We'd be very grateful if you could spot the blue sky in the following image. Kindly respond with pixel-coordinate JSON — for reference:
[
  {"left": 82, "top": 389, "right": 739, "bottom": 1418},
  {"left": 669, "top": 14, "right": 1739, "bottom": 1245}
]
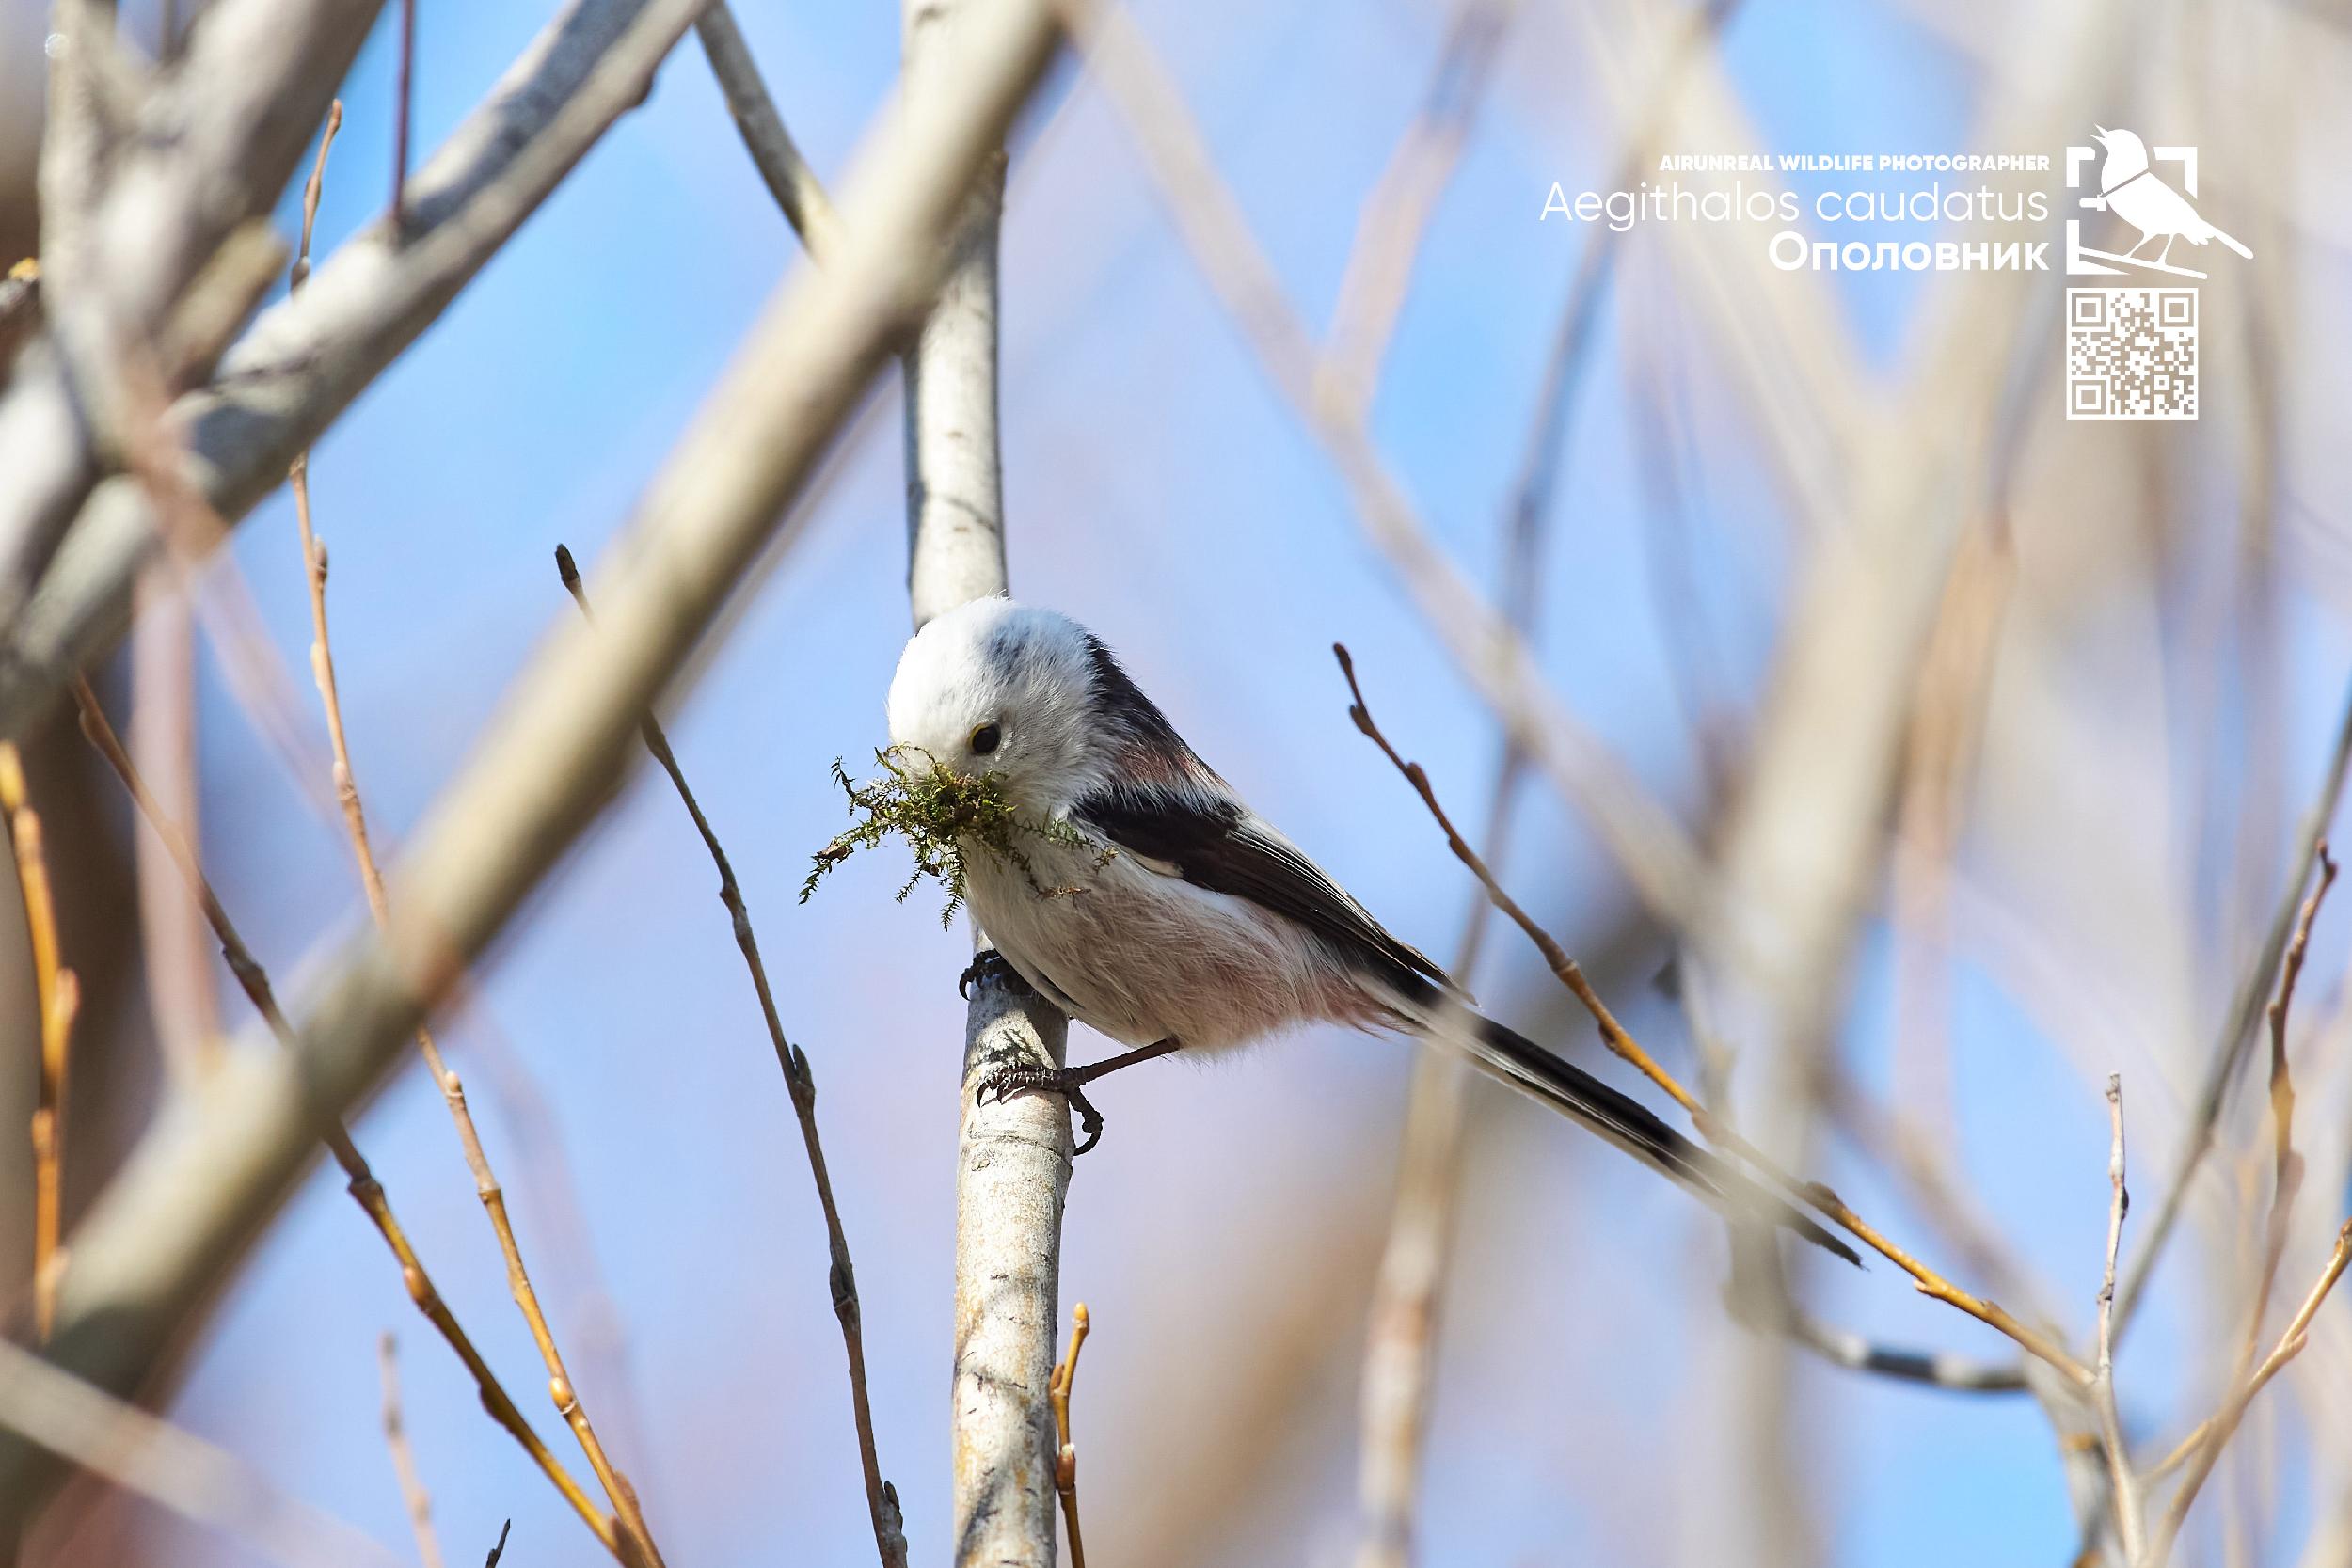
[{"left": 42, "top": 0, "right": 2351, "bottom": 1563}]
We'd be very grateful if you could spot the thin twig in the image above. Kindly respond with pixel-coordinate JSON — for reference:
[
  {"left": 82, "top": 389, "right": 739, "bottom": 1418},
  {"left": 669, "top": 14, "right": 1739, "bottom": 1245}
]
[
  {"left": 0, "top": 1337, "right": 405, "bottom": 1568},
  {"left": 1049, "top": 0, "right": 1705, "bottom": 931},
  {"left": 1775, "top": 1304, "right": 2028, "bottom": 1392},
  {"left": 2251, "top": 846, "right": 2334, "bottom": 1337},
  {"left": 2164, "top": 844, "right": 2343, "bottom": 1492},
  {"left": 1687, "top": 974, "right": 2034, "bottom": 1396},
  {"left": 65, "top": 677, "right": 627, "bottom": 1562},
  {"left": 0, "top": 8, "right": 1063, "bottom": 1531},
  {"left": 294, "top": 102, "right": 342, "bottom": 292},
  {"left": 555, "top": 543, "right": 903, "bottom": 1568},
  {"left": 694, "top": 5, "right": 844, "bottom": 260},
  {"left": 378, "top": 1333, "right": 448, "bottom": 1568},
  {"left": 1353, "top": 146, "right": 1596, "bottom": 1549},
  {"left": 392, "top": 0, "right": 416, "bottom": 221},
  {"left": 483, "top": 1521, "right": 513, "bottom": 1568},
  {"left": 2094, "top": 1075, "right": 2145, "bottom": 1562},
  {"left": 1332, "top": 645, "right": 1703, "bottom": 1123},
  {"left": 294, "top": 492, "right": 660, "bottom": 1568},
  {"left": 1790, "top": 1188, "right": 2092, "bottom": 1390},
  {"left": 1817, "top": 1064, "right": 2053, "bottom": 1319},
  {"left": 1314, "top": 0, "right": 1509, "bottom": 420},
  {"left": 1049, "top": 1303, "right": 1090, "bottom": 1568},
  {"left": 2119, "top": 676, "right": 2352, "bottom": 1336},
  {"left": 1334, "top": 641, "right": 2099, "bottom": 1389},
  {"left": 129, "top": 569, "right": 222, "bottom": 1082},
  {"left": 2147, "top": 1220, "right": 2352, "bottom": 1564},
  {"left": 0, "top": 742, "right": 78, "bottom": 1341},
  {"left": 285, "top": 104, "right": 662, "bottom": 1568}
]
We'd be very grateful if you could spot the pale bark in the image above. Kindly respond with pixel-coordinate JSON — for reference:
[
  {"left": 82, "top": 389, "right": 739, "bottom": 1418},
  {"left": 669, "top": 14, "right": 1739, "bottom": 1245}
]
[
  {"left": 0, "top": 0, "right": 1062, "bottom": 1529},
  {"left": 0, "top": 0, "right": 713, "bottom": 739},
  {"left": 0, "top": 0, "right": 389, "bottom": 636},
  {"left": 898, "top": 5, "right": 1076, "bottom": 1564}
]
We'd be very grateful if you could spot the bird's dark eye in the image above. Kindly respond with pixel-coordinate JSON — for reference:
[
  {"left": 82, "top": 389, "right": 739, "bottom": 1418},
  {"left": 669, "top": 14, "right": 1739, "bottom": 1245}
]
[{"left": 969, "top": 722, "right": 1003, "bottom": 756}]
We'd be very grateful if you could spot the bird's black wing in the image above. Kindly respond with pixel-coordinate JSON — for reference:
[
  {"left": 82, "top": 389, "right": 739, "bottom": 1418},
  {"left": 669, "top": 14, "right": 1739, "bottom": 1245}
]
[{"left": 1071, "top": 783, "right": 1460, "bottom": 997}]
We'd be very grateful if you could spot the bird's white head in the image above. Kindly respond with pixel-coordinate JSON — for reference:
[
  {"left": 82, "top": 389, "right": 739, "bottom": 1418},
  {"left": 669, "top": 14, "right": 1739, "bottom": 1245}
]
[
  {"left": 2091, "top": 126, "right": 2150, "bottom": 177},
  {"left": 887, "top": 598, "right": 1216, "bottom": 817},
  {"left": 886, "top": 598, "right": 1123, "bottom": 816}
]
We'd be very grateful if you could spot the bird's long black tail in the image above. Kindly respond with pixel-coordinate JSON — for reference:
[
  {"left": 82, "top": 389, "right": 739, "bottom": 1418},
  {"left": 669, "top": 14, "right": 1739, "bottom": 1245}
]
[{"left": 1388, "top": 979, "right": 1860, "bottom": 1265}]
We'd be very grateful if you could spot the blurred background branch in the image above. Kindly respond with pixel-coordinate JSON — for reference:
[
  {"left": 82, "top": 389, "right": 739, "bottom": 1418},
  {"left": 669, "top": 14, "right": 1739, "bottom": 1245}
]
[{"left": 0, "top": 0, "right": 2344, "bottom": 1566}]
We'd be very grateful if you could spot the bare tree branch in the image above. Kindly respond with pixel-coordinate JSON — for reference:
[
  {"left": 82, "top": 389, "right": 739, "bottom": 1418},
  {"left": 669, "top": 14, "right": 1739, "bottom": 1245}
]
[
  {"left": 1771, "top": 1301, "right": 2029, "bottom": 1393},
  {"left": 2148, "top": 1220, "right": 2352, "bottom": 1566},
  {"left": 295, "top": 478, "right": 663, "bottom": 1568},
  {"left": 695, "top": 5, "right": 844, "bottom": 260},
  {"left": 1046, "top": 0, "right": 1707, "bottom": 930},
  {"left": 1336, "top": 641, "right": 2098, "bottom": 1387},
  {"left": 1048, "top": 1303, "right": 1090, "bottom": 1568},
  {"left": 0, "top": 6, "right": 1063, "bottom": 1531},
  {"left": 1348, "top": 8, "right": 1756, "bottom": 1539},
  {"left": 0, "top": 1337, "right": 405, "bottom": 1568},
  {"left": 2116, "top": 682, "right": 2352, "bottom": 1335},
  {"left": 127, "top": 570, "right": 219, "bottom": 1084},
  {"left": 895, "top": 8, "right": 1076, "bottom": 1563},
  {"left": 377, "top": 1334, "right": 448, "bottom": 1568},
  {"left": 2144, "top": 850, "right": 2344, "bottom": 1565},
  {"left": 1314, "top": 0, "right": 1509, "bottom": 421},
  {"left": 556, "top": 545, "right": 903, "bottom": 1568},
  {"left": 0, "top": 741, "right": 78, "bottom": 1340},
  {"left": 0, "top": 0, "right": 389, "bottom": 637},
  {"left": 2093, "top": 1075, "right": 2145, "bottom": 1562},
  {"left": 0, "top": 0, "right": 715, "bottom": 741},
  {"left": 67, "top": 679, "right": 627, "bottom": 1560}
]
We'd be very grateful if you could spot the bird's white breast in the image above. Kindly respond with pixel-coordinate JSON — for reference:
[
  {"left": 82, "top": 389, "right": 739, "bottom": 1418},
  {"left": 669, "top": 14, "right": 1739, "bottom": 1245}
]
[{"left": 959, "top": 829, "right": 1366, "bottom": 1052}]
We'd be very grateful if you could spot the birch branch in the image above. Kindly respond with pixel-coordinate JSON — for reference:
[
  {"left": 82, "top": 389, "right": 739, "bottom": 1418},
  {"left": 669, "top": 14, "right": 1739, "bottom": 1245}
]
[
  {"left": 0, "top": 0, "right": 389, "bottom": 632},
  {"left": 896, "top": 6, "right": 1077, "bottom": 1561},
  {"left": 0, "top": 0, "right": 714, "bottom": 741},
  {"left": 0, "top": 5, "right": 1062, "bottom": 1531}
]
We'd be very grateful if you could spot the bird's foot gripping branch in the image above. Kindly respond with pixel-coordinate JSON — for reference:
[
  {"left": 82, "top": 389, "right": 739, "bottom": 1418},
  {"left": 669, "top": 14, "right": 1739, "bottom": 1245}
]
[{"left": 801, "top": 750, "right": 1111, "bottom": 925}]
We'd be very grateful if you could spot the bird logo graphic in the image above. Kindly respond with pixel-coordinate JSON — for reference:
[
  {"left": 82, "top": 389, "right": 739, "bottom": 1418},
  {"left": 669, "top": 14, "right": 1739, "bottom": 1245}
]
[{"left": 2071, "top": 127, "right": 2251, "bottom": 278}]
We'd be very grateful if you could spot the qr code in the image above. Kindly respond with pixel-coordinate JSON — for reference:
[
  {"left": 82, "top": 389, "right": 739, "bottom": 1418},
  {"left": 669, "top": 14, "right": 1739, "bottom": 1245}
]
[{"left": 2066, "top": 288, "right": 2197, "bottom": 420}]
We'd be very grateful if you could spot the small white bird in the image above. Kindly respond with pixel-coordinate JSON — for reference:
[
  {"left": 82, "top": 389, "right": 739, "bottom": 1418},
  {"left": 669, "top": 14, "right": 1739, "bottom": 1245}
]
[
  {"left": 886, "top": 597, "right": 1856, "bottom": 1262},
  {"left": 2083, "top": 126, "right": 2252, "bottom": 268}
]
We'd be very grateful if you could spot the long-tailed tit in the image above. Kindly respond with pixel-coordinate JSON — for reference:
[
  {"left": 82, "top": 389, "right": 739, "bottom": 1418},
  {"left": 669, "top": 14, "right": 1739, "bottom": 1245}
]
[{"left": 887, "top": 596, "right": 1856, "bottom": 1262}]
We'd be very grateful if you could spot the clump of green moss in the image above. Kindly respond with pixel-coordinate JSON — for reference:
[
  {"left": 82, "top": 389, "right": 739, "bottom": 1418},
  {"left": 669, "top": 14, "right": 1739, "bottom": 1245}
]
[{"left": 801, "top": 750, "right": 1111, "bottom": 927}]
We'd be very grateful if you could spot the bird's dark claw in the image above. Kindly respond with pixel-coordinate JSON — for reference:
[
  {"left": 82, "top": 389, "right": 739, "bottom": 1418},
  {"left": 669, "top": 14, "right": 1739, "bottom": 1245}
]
[
  {"left": 958, "top": 949, "right": 1034, "bottom": 1001},
  {"left": 971, "top": 1062, "right": 1106, "bottom": 1156}
]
